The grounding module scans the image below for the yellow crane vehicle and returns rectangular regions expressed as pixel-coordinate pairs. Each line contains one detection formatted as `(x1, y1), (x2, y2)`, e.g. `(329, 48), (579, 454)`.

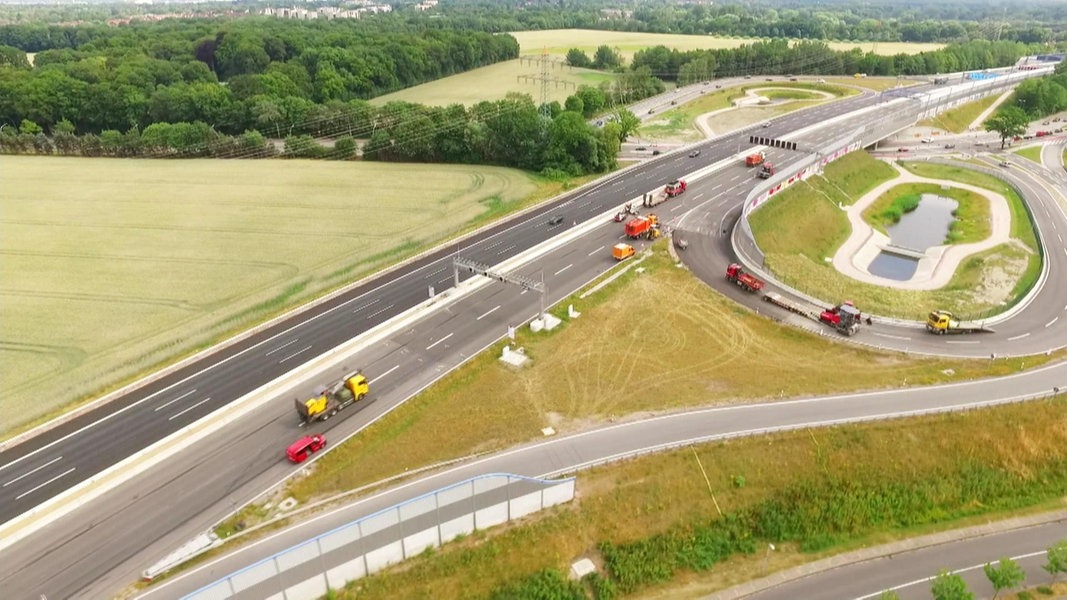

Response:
(295, 371), (370, 425)
(925, 310), (994, 335)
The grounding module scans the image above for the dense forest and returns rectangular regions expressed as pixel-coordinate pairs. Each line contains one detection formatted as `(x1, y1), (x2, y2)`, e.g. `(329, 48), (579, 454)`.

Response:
(0, 1), (1062, 176)
(1, 0), (1065, 43)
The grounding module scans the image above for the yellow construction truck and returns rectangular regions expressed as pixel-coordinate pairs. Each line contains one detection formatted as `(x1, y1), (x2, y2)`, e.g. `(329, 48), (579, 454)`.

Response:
(295, 371), (370, 425)
(925, 310), (994, 335)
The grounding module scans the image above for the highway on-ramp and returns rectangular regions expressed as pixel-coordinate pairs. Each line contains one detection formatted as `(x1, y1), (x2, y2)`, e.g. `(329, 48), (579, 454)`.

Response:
(2, 75), (1060, 599)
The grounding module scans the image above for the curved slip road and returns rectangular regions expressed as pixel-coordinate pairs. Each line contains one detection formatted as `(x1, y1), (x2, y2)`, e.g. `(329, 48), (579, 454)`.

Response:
(1, 74), (1057, 599)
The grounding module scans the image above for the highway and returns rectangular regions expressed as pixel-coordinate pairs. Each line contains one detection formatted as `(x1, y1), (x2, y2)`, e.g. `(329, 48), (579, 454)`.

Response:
(1, 73), (1060, 599)
(0, 79), (901, 522)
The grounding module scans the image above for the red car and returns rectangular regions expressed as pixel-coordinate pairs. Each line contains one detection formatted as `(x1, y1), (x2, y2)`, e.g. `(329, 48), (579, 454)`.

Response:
(286, 434), (326, 463)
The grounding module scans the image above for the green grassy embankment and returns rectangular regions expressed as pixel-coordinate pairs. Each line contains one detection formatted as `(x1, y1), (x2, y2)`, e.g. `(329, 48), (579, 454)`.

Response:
(920, 94), (1001, 133)
(750, 154), (1038, 319)
(900, 161), (1042, 304)
(1014, 146), (1043, 164)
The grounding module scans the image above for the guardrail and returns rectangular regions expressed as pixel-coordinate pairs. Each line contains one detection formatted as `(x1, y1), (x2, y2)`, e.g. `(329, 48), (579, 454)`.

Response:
(542, 388), (1066, 480)
(175, 473), (575, 600)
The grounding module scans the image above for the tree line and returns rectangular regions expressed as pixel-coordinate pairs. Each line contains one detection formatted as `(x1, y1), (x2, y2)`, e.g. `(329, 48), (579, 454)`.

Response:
(0, 90), (641, 178)
(0, 18), (517, 134)
(622, 39), (1048, 82)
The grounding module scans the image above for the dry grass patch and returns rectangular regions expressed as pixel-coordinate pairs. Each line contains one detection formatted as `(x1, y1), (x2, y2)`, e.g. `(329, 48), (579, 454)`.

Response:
(371, 59), (614, 107)
(0, 157), (552, 434)
(336, 398), (1067, 600)
(643, 83), (848, 141)
(283, 246), (1054, 506)
(510, 30), (944, 59)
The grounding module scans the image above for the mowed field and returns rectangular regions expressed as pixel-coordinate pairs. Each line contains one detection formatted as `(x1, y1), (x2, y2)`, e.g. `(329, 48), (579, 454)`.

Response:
(374, 30), (935, 108)
(371, 59), (614, 107)
(0, 157), (537, 433)
(510, 29), (945, 60)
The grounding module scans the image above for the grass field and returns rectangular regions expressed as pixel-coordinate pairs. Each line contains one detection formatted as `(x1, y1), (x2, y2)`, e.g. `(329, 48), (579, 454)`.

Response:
(370, 59), (614, 107)
(510, 30), (945, 60)
(750, 155), (1037, 319)
(920, 93), (1002, 133)
(860, 182), (991, 244)
(1014, 145), (1044, 164)
(0, 157), (559, 434)
(333, 398), (1066, 600)
(640, 83), (848, 141)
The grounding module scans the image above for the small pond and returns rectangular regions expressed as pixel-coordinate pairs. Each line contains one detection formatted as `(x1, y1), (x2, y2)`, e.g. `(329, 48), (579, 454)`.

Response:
(867, 193), (958, 281)
(868, 252), (919, 281)
(883, 194), (959, 251)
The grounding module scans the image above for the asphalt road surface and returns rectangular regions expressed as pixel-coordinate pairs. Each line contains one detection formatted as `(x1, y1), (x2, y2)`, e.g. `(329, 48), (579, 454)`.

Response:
(1, 74), (1056, 599)
(745, 521), (1067, 600)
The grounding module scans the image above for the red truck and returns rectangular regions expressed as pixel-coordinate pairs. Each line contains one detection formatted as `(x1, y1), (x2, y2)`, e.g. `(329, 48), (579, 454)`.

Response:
(725, 263), (764, 292)
(745, 151), (766, 167)
(664, 179), (687, 197)
(625, 214), (660, 239)
(757, 162), (775, 179)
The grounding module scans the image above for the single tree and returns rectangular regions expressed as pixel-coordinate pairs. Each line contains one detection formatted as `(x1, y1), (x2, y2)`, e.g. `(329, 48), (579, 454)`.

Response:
(983, 106), (1029, 149)
(565, 48), (591, 68)
(931, 569), (974, 600)
(1045, 539), (1067, 583)
(983, 557), (1025, 599)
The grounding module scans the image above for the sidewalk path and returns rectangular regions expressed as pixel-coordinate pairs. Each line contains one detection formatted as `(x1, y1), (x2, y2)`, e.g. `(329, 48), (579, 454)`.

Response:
(831, 162), (1014, 291)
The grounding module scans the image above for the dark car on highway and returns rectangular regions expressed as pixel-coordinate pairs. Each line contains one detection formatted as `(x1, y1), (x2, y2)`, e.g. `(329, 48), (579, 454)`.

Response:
(689, 150), (701, 158)
(548, 215), (565, 226)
